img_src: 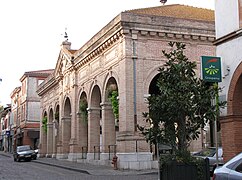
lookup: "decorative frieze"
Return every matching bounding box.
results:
[149,31,157,36]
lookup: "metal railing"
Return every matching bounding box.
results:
[81,146,87,159]
[94,145,101,160]
[108,145,117,160]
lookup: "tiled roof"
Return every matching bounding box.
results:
[68,50,77,54]
[127,4,214,22]
[20,69,54,81]
[24,69,54,75]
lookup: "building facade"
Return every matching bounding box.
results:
[37,5,216,169]
[215,0,242,162]
[0,105,13,152]
[11,70,53,150]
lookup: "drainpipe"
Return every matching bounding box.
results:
[132,33,138,131]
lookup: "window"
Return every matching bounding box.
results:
[235,162,242,173]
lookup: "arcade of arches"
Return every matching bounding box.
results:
[36,7,216,170]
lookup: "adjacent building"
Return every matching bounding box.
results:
[11,70,53,150]
[0,105,13,152]
[215,0,242,162]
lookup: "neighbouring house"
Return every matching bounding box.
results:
[11,69,54,150]
[37,4,216,170]
[215,0,242,162]
[0,105,12,152]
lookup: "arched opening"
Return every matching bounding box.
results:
[78,92,88,158]
[148,73,161,158]
[102,77,118,154]
[62,97,71,154]
[149,73,160,95]
[106,77,119,131]
[89,85,101,156]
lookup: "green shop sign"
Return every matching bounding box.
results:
[201,56,222,82]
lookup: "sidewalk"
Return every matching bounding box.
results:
[0,151,158,176]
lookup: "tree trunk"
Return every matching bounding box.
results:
[177,116,186,151]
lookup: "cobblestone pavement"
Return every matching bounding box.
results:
[0,151,158,180]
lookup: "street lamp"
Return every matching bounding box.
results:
[160,0,167,5]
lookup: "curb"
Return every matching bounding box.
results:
[0,153,12,158]
[32,160,90,175]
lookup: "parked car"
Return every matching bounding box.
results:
[13,145,37,162]
[192,147,224,174]
[213,152,242,180]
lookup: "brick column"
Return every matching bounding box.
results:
[52,120,58,157]
[87,107,100,153]
[77,112,88,151]
[221,115,242,162]
[101,102,116,153]
[61,117,71,154]
[70,73,79,154]
[39,125,47,157]
[46,122,53,157]
[57,81,64,156]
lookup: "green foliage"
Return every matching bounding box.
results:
[79,99,88,123]
[138,41,226,155]
[108,90,119,120]
[42,116,47,133]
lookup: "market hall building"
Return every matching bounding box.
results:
[37,4,216,170]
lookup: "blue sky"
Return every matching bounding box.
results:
[0,0,214,106]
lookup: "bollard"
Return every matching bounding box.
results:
[111,155,118,170]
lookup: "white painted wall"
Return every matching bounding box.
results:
[215,0,239,38]
[217,36,242,115]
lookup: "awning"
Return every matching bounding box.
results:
[27,131,39,139]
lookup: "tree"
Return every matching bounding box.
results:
[138,42,226,156]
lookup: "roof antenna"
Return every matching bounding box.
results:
[63,27,68,41]
[160,0,167,5]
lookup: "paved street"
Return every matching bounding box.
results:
[0,152,158,180]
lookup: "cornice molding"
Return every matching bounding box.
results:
[37,23,215,97]
[213,30,242,46]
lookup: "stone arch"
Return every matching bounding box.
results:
[144,71,161,157]
[102,70,119,98]
[48,108,54,123]
[102,76,118,153]
[149,73,161,95]
[78,91,88,157]
[63,96,72,117]
[227,62,242,115]
[144,66,161,95]
[104,77,119,128]
[88,85,102,154]
[62,97,72,154]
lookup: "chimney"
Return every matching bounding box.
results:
[61,41,71,50]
